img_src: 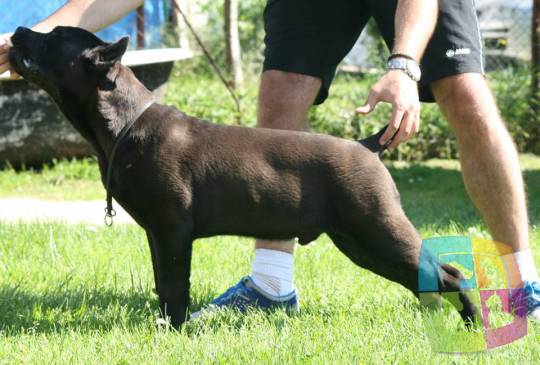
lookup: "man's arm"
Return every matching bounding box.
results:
[32,0,144,33]
[0,0,144,77]
[356,0,438,149]
[392,0,438,62]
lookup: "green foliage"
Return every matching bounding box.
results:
[363,19,389,69]
[165,59,535,161]
[489,65,535,152]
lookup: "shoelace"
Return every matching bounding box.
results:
[213,280,249,305]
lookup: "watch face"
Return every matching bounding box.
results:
[387,58,421,81]
[390,59,407,69]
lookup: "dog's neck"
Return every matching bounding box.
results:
[95,64,154,145]
[52,63,153,177]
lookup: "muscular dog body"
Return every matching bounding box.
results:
[9,26,476,327]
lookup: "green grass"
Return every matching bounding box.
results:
[1,156,540,363]
[0,224,538,364]
[0,158,103,200]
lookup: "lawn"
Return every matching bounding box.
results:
[0,155,539,364]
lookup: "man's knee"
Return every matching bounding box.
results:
[258,70,321,130]
[431,73,502,136]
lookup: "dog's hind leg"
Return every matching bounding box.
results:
[329,205,423,293]
[328,229,419,293]
[329,208,478,324]
[357,213,479,324]
[149,226,193,328]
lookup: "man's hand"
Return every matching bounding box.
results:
[356,70,420,150]
[0,33,20,79]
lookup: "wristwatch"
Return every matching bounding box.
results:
[386,56,422,82]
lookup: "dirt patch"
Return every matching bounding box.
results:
[0,198,134,224]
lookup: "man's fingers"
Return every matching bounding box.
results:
[412,112,420,135]
[0,47,9,60]
[379,107,404,146]
[356,92,379,114]
[0,32,13,46]
[0,42,11,75]
[0,59,13,77]
[0,33,17,78]
[9,70,20,79]
[388,111,415,149]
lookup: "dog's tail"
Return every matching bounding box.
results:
[357,125,395,157]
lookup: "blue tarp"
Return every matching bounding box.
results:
[0,0,172,49]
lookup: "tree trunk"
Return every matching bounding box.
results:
[531,0,540,152]
[224,0,244,90]
[172,0,190,50]
[136,6,146,49]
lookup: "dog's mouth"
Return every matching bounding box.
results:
[9,47,39,78]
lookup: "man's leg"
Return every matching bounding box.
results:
[432,73,528,250]
[248,70,321,296]
[432,73,540,318]
[189,71,321,319]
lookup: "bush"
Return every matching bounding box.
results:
[165,61,535,161]
[489,65,533,152]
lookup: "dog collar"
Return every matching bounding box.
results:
[104,99,155,226]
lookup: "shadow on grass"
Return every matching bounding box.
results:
[0,284,154,335]
[388,164,540,230]
[0,283,231,335]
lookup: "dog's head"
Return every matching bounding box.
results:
[9,26,128,98]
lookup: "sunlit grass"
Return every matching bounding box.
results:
[0,222,538,363]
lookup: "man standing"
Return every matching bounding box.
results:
[195,0,540,321]
[1,0,538,320]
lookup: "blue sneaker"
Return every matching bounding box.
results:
[190,276,298,319]
[524,280,540,321]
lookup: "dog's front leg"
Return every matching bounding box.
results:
[145,231,161,296]
[149,227,193,329]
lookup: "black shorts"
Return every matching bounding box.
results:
[263,0,484,104]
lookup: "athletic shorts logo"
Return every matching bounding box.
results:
[446,48,471,58]
[418,236,527,353]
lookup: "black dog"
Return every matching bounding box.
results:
[9,26,477,328]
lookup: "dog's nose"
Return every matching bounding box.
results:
[11,27,32,47]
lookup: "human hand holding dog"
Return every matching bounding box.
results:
[355,0,436,150]
[0,33,20,79]
[356,70,420,150]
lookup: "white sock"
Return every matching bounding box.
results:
[514,249,539,283]
[250,248,294,297]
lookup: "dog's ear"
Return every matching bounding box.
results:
[84,36,130,70]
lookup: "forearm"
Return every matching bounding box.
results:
[393,0,438,61]
[32,0,144,33]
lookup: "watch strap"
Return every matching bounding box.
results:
[388,53,416,62]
